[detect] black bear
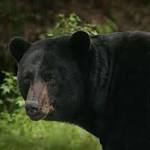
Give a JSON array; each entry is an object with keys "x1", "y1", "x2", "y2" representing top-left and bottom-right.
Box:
[{"x1": 9, "y1": 31, "x2": 150, "y2": 150}]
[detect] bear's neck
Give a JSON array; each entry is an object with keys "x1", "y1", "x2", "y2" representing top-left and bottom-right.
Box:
[
  {"x1": 76, "y1": 36, "x2": 114, "y2": 137},
  {"x1": 86, "y1": 37, "x2": 112, "y2": 113}
]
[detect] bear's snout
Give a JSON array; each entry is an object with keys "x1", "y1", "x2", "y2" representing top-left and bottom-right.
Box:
[
  {"x1": 25, "y1": 103, "x2": 39, "y2": 117},
  {"x1": 25, "y1": 102, "x2": 47, "y2": 120},
  {"x1": 25, "y1": 81, "x2": 55, "y2": 120}
]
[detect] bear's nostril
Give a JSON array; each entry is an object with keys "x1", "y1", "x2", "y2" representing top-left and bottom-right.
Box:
[{"x1": 25, "y1": 104, "x2": 39, "y2": 116}]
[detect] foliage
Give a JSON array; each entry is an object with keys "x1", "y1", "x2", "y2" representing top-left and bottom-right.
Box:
[
  {"x1": 0, "y1": 110, "x2": 102, "y2": 150},
  {"x1": 0, "y1": 71, "x2": 24, "y2": 112},
  {"x1": 45, "y1": 13, "x2": 117, "y2": 38}
]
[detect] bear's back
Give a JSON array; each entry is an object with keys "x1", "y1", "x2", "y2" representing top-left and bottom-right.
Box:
[{"x1": 100, "y1": 32, "x2": 150, "y2": 149}]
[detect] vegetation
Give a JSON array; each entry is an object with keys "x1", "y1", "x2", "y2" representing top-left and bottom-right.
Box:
[
  {"x1": 0, "y1": 111, "x2": 102, "y2": 150},
  {"x1": 0, "y1": 71, "x2": 23, "y2": 113},
  {"x1": 46, "y1": 13, "x2": 117, "y2": 37}
]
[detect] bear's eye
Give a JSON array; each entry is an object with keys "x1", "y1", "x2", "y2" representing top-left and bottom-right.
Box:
[
  {"x1": 24, "y1": 77, "x2": 30, "y2": 83},
  {"x1": 23, "y1": 73, "x2": 33, "y2": 84},
  {"x1": 23, "y1": 77, "x2": 30, "y2": 87},
  {"x1": 42, "y1": 71, "x2": 53, "y2": 81},
  {"x1": 19, "y1": 73, "x2": 33, "y2": 100}
]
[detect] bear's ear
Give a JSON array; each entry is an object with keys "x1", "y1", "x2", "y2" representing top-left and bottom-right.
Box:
[
  {"x1": 70, "y1": 31, "x2": 91, "y2": 57},
  {"x1": 9, "y1": 37, "x2": 31, "y2": 62}
]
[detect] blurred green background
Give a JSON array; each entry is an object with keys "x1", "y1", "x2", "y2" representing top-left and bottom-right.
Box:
[{"x1": 0, "y1": 0, "x2": 150, "y2": 149}]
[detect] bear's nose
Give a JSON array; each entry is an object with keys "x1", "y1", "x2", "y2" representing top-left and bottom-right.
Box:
[{"x1": 25, "y1": 104, "x2": 39, "y2": 116}]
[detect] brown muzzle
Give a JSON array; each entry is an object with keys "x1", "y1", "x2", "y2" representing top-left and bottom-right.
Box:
[{"x1": 25, "y1": 81, "x2": 55, "y2": 120}]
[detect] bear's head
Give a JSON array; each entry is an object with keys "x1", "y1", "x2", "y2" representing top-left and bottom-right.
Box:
[{"x1": 9, "y1": 31, "x2": 91, "y2": 122}]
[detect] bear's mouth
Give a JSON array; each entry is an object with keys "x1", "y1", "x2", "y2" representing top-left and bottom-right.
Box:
[
  {"x1": 26, "y1": 103, "x2": 55, "y2": 121},
  {"x1": 28, "y1": 112, "x2": 48, "y2": 121}
]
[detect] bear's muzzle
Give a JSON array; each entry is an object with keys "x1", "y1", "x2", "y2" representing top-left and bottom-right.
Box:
[{"x1": 25, "y1": 81, "x2": 55, "y2": 120}]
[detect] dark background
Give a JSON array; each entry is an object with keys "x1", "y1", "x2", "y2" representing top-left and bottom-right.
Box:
[{"x1": 0, "y1": 0, "x2": 150, "y2": 74}]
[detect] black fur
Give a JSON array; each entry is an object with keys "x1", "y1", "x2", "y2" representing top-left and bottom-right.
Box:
[{"x1": 9, "y1": 31, "x2": 150, "y2": 150}]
